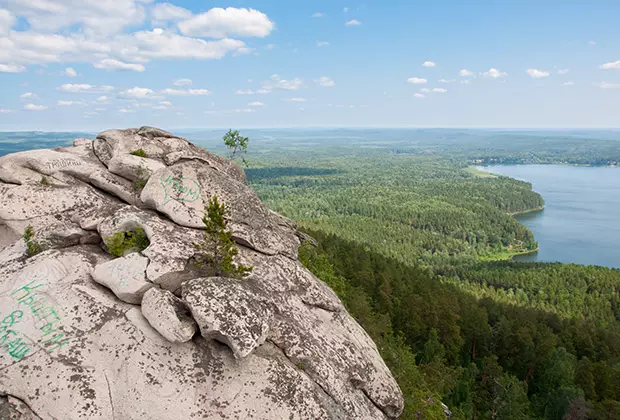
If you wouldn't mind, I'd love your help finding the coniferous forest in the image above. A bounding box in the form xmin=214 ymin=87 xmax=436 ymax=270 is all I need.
xmin=234 ymin=129 xmax=620 ymax=420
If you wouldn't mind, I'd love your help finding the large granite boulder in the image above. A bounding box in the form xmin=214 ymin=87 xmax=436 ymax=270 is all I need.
xmin=0 ymin=127 xmax=403 ymax=419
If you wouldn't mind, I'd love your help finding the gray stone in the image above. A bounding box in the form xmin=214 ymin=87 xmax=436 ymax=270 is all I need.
xmin=91 ymin=253 xmax=153 ymax=304
xmin=183 ymin=277 xmax=273 ymax=359
xmin=141 ymin=287 xmax=197 ymax=343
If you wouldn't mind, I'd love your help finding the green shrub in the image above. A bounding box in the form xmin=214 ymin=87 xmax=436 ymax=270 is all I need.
xmin=40 ymin=176 xmax=50 ymax=186
xmin=133 ymin=178 xmax=147 ymax=192
xmin=133 ymin=165 xmax=148 ymax=192
xmin=130 ymin=149 xmax=148 ymax=158
xmin=23 ymin=225 xmax=43 ymax=257
xmin=104 ymin=227 xmax=150 ymax=258
xmin=192 ymin=195 xmax=253 ymax=279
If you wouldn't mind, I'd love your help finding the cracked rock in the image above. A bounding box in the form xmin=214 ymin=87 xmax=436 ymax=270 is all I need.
xmin=92 ymin=252 xmax=153 ymax=304
xmin=141 ymin=287 xmax=197 ymax=343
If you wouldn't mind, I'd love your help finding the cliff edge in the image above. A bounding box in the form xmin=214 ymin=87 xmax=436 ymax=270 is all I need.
xmin=0 ymin=127 xmax=404 ymax=419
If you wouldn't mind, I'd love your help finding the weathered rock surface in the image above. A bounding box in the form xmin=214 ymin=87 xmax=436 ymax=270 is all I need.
xmin=0 ymin=127 xmax=403 ymax=419
xmin=141 ymin=287 xmax=197 ymax=343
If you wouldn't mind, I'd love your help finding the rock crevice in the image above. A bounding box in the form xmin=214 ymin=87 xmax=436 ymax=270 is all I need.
xmin=0 ymin=127 xmax=403 ymax=420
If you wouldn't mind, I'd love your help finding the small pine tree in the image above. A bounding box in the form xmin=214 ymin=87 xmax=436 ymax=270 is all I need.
xmin=222 ymin=129 xmax=250 ymax=167
xmin=23 ymin=225 xmax=43 ymax=257
xmin=193 ymin=195 xmax=253 ymax=279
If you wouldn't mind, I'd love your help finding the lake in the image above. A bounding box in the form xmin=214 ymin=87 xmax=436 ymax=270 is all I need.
xmin=482 ymin=165 xmax=620 ymax=269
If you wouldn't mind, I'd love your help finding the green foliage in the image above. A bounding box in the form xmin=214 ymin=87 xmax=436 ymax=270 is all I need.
xmin=23 ymin=225 xmax=43 ymax=257
xmin=222 ymin=129 xmax=250 ymax=166
xmin=39 ymin=176 xmax=50 ymax=186
xmin=130 ymin=149 xmax=148 ymax=158
xmin=133 ymin=165 xmax=148 ymax=192
xmin=104 ymin=227 xmax=150 ymax=258
xmin=192 ymin=195 xmax=253 ymax=279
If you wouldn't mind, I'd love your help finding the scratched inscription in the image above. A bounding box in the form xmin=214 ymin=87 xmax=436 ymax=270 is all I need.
xmin=47 ymin=158 xmax=82 ymax=170
xmin=160 ymin=174 xmax=201 ymax=205
xmin=0 ymin=280 xmax=71 ymax=360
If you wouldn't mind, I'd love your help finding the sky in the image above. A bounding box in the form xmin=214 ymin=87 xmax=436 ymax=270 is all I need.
xmin=1 ymin=0 xmax=620 ymax=130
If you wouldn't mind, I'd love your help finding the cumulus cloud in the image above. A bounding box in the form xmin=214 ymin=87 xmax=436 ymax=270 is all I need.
xmin=118 ymin=87 xmax=155 ymax=98
xmin=0 ymin=9 xmax=16 ymax=34
xmin=423 ymin=61 xmax=436 ymax=67
xmin=439 ymin=79 xmax=456 ymax=83
xmin=345 ymin=19 xmax=361 ymax=26
xmin=459 ymin=69 xmax=474 ymax=77
xmin=24 ymin=104 xmax=46 ymax=111
xmin=179 ymin=7 xmax=274 ymax=38
xmin=59 ymin=84 xmax=114 ymax=93
xmin=57 ymin=100 xmax=85 ymax=106
xmin=173 ymin=78 xmax=192 ymax=86
xmin=432 ymin=88 xmax=447 ymax=93
xmin=526 ymin=68 xmax=550 ymax=79
xmin=0 ymin=64 xmax=26 ymax=73
xmin=407 ymin=77 xmax=427 ymax=84
xmin=262 ymin=74 xmax=303 ymax=90
xmin=161 ymin=88 xmax=211 ymax=96
xmin=248 ymin=101 xmax=264 ymax=107
xmin=20 ymin=92 xmax=38 ymax=100
xmin=597 ymin=81 xmax=620 ymax=89
xmin=557 ymin=68 xmax=570 ymax=75
xmin=600 ymin=60 xmax=620 ymax=70
xmin=152 ymin=3 xmax=192 ymax=23
xmin=94 ymin=59 xmax=145 ymax=72
xmin=481 ymin=68 xmax=507 ymax=78
xmin=317 ymin=41 xmax=329 ymax=47
xmin=316 ymin=76 xmax=335 ymax=87
xmin=235 ymin=89 xmax=270 ymax=95
xmin=118 ymin=108 xmax=135 ymax=113
xmin=414 ymin=93 xmax=425 ymax=98
xmin=65 ymin=67 xmax=77 ymax=77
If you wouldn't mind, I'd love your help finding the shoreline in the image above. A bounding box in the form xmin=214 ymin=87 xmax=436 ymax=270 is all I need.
xmin=509 ymin=206 xmax=545 ymax=216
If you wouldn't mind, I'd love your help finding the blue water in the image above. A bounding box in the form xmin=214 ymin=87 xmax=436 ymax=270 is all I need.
xmin=483 ymin=165 xmax=620 ymax=269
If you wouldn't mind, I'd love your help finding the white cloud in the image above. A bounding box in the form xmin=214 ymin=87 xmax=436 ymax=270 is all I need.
xmin=94 ymin=59 xmax=145 ymax=72
xmin=0 ymin=64 xmax=26 ymax=73
xmin=557 ymin=68 xmax=570 ymax=75
xmin=481 ymin=68 xmax=507 ymax=78
xmin=24 ymin=104 xmax=46 ymax=111
xmin=5 ymin=0 xmax=150 ymax=36
xmin=459 ymin=69 xmax=474 ymax=77
xmin=235 ymin=89 xmax=270 ymax=95
xmin=286 ymin=98 xmax=306 ymax=102
xmin=561 ymin=81 xmax=575 ymax=86
xmin=20 ymin=92 xmax=38 ymax=100
xmin=96 ymin=96 xmax=109 ymax=102
xmin=345 ymin=20 xmax=361 ymax=26
xmin=344 ymin=7 xmax=349 ymax=12
xmin=0 ymin=108 xmax=13 ymax=113
xmin=432 ymin=88 xmax=447 ymax=93
xmin=423 ymin=61 xmax=436 ymax=68
xmin=65 ymin=67 xmax=77 ymax=77
xmin=420 ymin=88 xmax=430 ymax=92
xmin=178 ymin=7 xmax=274 ymax=38
xmin=248 ymin=101 xmax=264 ymax=107
xmin=460 ymin=80 xmax=471 ymax=85
xmin=526 ymin=68 xmax=550 ymax=79
xmin=316 ymin=76 xmax=335 ymax=87
xmin=597 ymin=81 xmax=620 ymax=89
xmin=95 ymin=107 xmax=106 ymax=111
xmin=0 ymin=9 xmax=16 ymax=35
xmin=262 ymin=75 xmax=303 ymax=90
xmin=152 ymin=3 xmax=192 ymax=22
xmin=414 ymin=93 xmax=425 ymax=98
xmin=439 ymin=79 xmax=456 ymax=83
xmin=57 ymin=100 xmax=84 ymax=106
xmin=59 ymin=84 xmax=114 ymax=93
xmin=600 ymin=60 xmax=620 ymax=70
xmin=407 ymin=77 xmax=427 ymax=84
xmin=173 ymin=78 xmax=192 ymax=86
xmin=118 ymin=108 xmax=135 ymax=113
xmin=317 ymin=41 xmax=329 ymax=47
xmin=312 ymin=12 xmax=324 ymax=18
xmin=161 ymin=88 xmax=211 ymax=96
xmin=118 ymin=87 xmax=154 ymax=98
xmin=159 ymin=100 xmax=172 ymax=106
xmin=589 ymin=40 xmax=596 ymax=46
xmin=151 ymin=105 xmax=168 ymax=110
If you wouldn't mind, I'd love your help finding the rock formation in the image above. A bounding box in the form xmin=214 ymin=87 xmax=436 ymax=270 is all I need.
xmin=0 ymin=127 xmax=404 ymax=419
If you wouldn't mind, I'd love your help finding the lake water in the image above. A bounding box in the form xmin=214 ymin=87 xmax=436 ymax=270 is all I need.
xmin=481 ymin=165 xmax=620 ymax=269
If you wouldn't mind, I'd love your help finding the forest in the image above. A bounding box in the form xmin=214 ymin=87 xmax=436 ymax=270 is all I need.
xmin=233 ymin=129 xmax=620 ymax=419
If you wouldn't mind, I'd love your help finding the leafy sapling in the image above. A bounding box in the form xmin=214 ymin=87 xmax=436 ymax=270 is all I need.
xmin=222 ymin=129 xmax=250 ymax=167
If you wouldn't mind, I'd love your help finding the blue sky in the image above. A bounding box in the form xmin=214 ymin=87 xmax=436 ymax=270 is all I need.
xmin=1 ymin=0 xmax=620 ymax=130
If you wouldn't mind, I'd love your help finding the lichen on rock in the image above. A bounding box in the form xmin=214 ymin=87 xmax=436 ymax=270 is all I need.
xmin=0 ymin=127 xmax=404 ymax=419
